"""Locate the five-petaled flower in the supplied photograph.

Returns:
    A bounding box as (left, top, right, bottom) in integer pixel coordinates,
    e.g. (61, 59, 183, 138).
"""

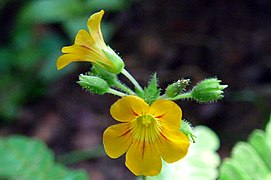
(56, 10, 124, 74)
(103, 96, 190, 176)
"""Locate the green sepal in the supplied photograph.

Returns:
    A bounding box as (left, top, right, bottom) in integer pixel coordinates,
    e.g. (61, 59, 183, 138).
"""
(102, 46, 124, 74)
(91, 64, 118, 86)
(137, 73, 160, 105)
(180, 120, 196, 143)
(78, 74, 109, 95)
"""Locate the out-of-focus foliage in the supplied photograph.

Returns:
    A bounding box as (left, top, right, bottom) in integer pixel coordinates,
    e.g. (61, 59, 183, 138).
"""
(0, 0, 135, 121)
(0, 135, 88, 179)
(219, 115, 271, 180)
(141, 126, 220, 180)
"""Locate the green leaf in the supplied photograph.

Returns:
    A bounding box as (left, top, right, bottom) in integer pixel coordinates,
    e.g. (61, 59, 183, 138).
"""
(86, 0, 128, 11)
(192, 126, 220, 151)
(18, 0, 87, 24)
(220, 114, 271, 180)
(231, 142, 269, 179)
(266, 115, 271, 149)
(0, 135, 88, 179)
(248, 130, 271, 170)
(219, 159, 250, 180)
(138, 73, 160, 105)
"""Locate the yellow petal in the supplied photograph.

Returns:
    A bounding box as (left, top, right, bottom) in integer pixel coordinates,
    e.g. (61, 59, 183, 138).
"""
(62, 44, 98, 57)
(150, 100, 182, 132)
(87, 10, 106, 48)
(156, 131, 190, 163)
(56, 53, 88, 70)
(75, 29, 95, 48)
(110, 96, 149, 122)
(125, 140, 162, 176)
(103, 123, 132, 158)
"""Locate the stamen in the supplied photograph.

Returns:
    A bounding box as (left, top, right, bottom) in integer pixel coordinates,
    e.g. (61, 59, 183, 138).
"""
(131, 114, 161, 142)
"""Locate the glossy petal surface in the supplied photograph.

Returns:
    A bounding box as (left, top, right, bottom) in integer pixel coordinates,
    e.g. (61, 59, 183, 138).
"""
(103, 123, 132, 158)
(150, 100, 182, 133)
(157, 131, 189, 163)
(110, 96, 149, 122)
(125, 140, 162, 176)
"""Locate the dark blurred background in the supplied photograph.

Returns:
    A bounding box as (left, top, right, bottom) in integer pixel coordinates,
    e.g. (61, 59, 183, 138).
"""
(0, 0, 270, 179)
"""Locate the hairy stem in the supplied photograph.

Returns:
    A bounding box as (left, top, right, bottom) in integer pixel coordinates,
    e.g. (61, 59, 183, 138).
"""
(160, 92, 193, 101)
(114, 80, 135, 95)
(107, 88, 127, 97)
(121, 69, 143, 91)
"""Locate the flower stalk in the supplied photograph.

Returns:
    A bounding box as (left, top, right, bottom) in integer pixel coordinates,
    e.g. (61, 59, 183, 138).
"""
(121, 69, 143, 92)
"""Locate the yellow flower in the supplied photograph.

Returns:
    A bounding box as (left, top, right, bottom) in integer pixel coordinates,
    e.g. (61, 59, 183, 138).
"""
(56, 10, 124, 74)
(103, 96, 190, 176)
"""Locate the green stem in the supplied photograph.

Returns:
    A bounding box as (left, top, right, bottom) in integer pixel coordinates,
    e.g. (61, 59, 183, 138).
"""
(161, 92, 193, 101)
(107, 88, 127, 97)
(114, 80, 135, 95)
(142, 176, 147, 180)
(121, 69, 143, 91)
(171, 92, 193, 100)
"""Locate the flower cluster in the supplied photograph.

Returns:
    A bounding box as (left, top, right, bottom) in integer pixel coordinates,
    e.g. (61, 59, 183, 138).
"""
(57, 10, 227, 177)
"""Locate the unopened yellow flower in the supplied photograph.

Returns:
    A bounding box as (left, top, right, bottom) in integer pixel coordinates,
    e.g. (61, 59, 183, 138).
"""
(103, 96, 190, 176)
(56, 10, 124, 74)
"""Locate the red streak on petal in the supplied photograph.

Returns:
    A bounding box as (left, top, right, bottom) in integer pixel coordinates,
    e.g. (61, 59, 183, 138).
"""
(142, 140, 146, 159)
(130, 108, 139, 116)
(119, 129, 131, 138)
(160, 132, 171, 142)
(155, 113, 166, 119)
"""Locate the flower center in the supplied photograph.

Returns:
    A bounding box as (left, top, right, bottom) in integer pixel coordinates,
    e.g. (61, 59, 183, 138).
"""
(137, 114, 155, 127)
(130, 114, 161, 142)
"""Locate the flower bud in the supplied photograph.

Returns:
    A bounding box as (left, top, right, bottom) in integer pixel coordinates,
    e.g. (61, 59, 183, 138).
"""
(181, 120, 196, 143)
(191, 78, 227, 103)
(165, 79, 190, 97)
(102, 46, 124, 74)
(78, 74, 109, 95)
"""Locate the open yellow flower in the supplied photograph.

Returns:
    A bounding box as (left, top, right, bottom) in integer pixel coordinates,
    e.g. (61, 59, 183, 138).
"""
(103, 96, 190, 176)
(56, 10, 124, 74)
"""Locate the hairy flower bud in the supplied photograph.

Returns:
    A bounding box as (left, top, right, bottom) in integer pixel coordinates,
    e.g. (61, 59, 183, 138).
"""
(78, 74, 109, 95)
(191, 78, 227, 103)
(165, 79, 190, 98)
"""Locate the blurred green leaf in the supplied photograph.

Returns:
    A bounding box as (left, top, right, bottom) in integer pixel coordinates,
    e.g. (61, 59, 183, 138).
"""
(0, 135, 88, 179)
(249, 130, 271, 170)
(0, 48, 13, 73)
(86, 0, 128, 11)
(231, 142, 269, 179)
(193, 126, 220, 151)
(219, 159, 250, 180)
(266, 115, 271, 148)
(219, 114, 271, 180)
(19, 0, 87, 24)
